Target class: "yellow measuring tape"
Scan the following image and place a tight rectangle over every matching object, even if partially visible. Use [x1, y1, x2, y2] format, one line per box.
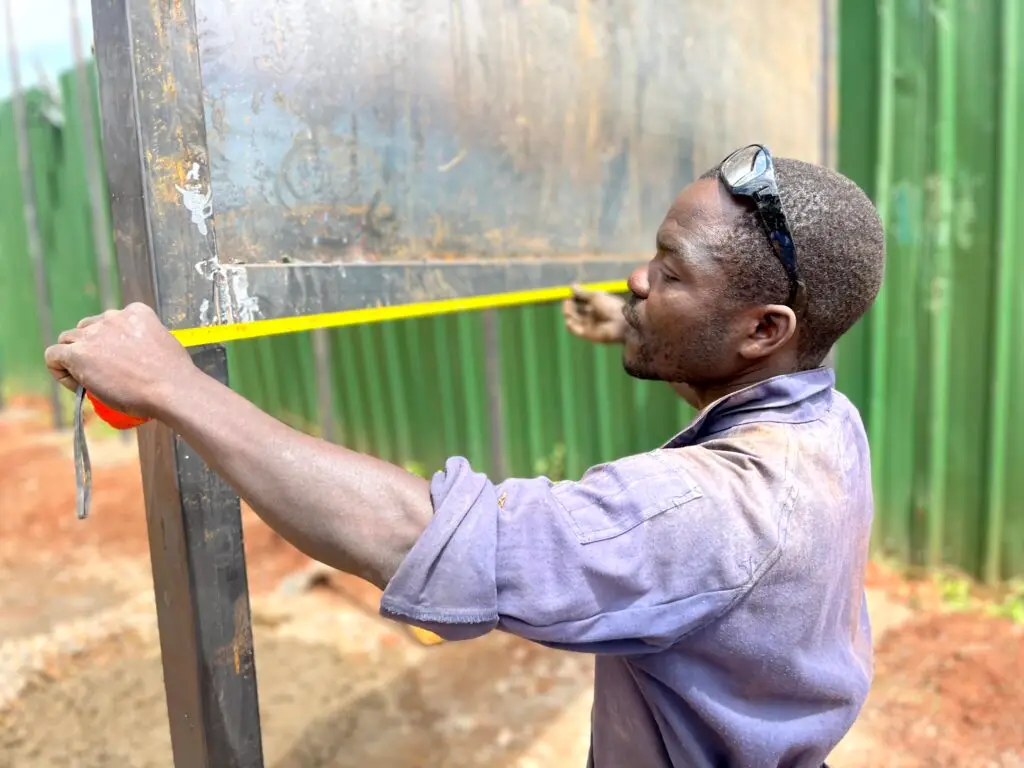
[169, 280, 629, 348]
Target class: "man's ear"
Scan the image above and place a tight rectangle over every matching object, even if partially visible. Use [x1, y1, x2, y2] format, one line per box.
[737, 304, 797, 360]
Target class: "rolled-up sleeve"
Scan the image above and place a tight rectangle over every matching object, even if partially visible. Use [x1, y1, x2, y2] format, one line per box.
[380, 451, 787, 654]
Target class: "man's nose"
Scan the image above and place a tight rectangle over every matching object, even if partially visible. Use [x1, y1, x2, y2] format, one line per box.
[627, 265, 650, 299]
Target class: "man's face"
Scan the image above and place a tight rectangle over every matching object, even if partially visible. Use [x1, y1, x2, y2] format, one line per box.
[622, 178, 747, 385]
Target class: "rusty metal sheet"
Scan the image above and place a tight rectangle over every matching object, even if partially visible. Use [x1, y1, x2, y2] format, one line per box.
[195, 0, 830, 268]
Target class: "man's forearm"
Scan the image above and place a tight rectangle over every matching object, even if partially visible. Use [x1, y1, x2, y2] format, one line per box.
[156, 367, 433, 590]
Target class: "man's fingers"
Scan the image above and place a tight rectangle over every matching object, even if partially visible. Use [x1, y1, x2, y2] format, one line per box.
[43, 344, 80, 392]
[57, 327, 83, 345]
[570, 284, 595, 300]
[569, 285, 599, 317]
[75, 313, 103, 329]
[562, 298, 597, 336]
[44, 343, 72, 373]
[51, 370, 80, 393]
[564, 316, 590, 338]
[562, 297, 584, 321]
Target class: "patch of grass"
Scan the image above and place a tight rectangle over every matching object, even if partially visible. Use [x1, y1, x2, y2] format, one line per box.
[916, 569, 1024, 625]
[935, 570, 974, 611]
[988, 579, 1024, 624]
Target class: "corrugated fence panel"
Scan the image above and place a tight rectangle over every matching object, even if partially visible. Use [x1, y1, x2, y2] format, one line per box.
[34, 81, 99, 334]
[0, 96, 47, 395]
[837, 0, 1024, 581]
[833, 0, 877, 418]
[493, 304, 692, 480]
[987, 0, 1023, 582]
[2, 8, 1023, 580]
[942, 0, 999, 578]
[0, 65, 111, 405]
[226, 305, 691, 482]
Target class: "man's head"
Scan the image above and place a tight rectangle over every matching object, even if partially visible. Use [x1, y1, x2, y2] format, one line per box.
[622, 151, 884, 394]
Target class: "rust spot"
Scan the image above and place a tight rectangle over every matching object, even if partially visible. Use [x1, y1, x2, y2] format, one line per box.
[231, 594, 252, 674]
[146, 152, 186, 205]
[161, 73, 176, 100]
[151, 0, 165, 44]
[212, 594, 254, 676]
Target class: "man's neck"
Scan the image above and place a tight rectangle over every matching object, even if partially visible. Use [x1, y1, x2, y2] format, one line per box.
[683, 361, 804, 411]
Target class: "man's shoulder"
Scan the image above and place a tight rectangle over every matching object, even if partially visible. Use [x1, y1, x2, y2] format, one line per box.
[684, 388, 868, 466]
[656, 410, 864, 516]
[663, 421, 796, 485]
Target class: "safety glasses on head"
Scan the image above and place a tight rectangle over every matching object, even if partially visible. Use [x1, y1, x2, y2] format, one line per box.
[719, 144, 803, 308]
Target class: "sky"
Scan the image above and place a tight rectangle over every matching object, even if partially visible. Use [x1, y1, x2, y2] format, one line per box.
[0, 0, 94, 99]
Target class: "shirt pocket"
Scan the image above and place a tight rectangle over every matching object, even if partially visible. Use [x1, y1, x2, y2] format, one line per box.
[551, 451, 703, 544]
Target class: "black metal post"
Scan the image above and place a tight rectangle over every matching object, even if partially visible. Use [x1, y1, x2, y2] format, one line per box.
[90, 0, 263, 765]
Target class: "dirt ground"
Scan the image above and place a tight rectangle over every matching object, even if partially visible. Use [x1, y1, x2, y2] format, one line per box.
[1, 400, 1022, 767]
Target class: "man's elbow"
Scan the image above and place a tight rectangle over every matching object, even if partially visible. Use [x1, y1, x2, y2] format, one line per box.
[377, 507, 430, 589]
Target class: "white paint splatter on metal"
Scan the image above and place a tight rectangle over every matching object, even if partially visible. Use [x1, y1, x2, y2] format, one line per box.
[175, 162, 214, 236]
[225, 266, 260, 323]
[195, 257, 261, 325]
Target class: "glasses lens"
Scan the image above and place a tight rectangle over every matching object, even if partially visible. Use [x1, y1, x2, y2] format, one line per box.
[721, 145, 768, 188]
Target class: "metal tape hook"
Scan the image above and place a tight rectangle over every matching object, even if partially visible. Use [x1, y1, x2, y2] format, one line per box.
[74, 385, 92, 520]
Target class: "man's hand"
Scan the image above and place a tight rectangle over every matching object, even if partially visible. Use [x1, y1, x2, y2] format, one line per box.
[44, 302, 195, 419]
[561, 285, 628, 344]
[44, 301, 432, 589]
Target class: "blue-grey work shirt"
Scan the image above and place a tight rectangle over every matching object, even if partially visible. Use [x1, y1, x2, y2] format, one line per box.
[381, 368, 874, 767]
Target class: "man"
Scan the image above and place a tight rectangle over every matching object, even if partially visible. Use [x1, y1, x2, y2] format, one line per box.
[45, 145, 884, 767]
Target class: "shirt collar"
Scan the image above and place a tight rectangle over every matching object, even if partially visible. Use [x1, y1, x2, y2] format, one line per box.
[662, 367, 835, 449]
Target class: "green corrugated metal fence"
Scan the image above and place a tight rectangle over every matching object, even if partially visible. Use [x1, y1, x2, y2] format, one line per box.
[1, 1, 1022, 580]
[835, 0, 1023, 580]
[225, 310, 693, 482]
[0, 63, 117, 414]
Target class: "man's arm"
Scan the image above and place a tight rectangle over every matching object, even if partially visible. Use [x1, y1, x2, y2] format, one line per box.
[44, 303, 432, 590]
[45, 304, 775, 650]
[159, 369, 432, 589]
[383, 450, 783, 650]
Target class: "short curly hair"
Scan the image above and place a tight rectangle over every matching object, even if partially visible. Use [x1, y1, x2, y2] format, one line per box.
[699, 157, 885, 368]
